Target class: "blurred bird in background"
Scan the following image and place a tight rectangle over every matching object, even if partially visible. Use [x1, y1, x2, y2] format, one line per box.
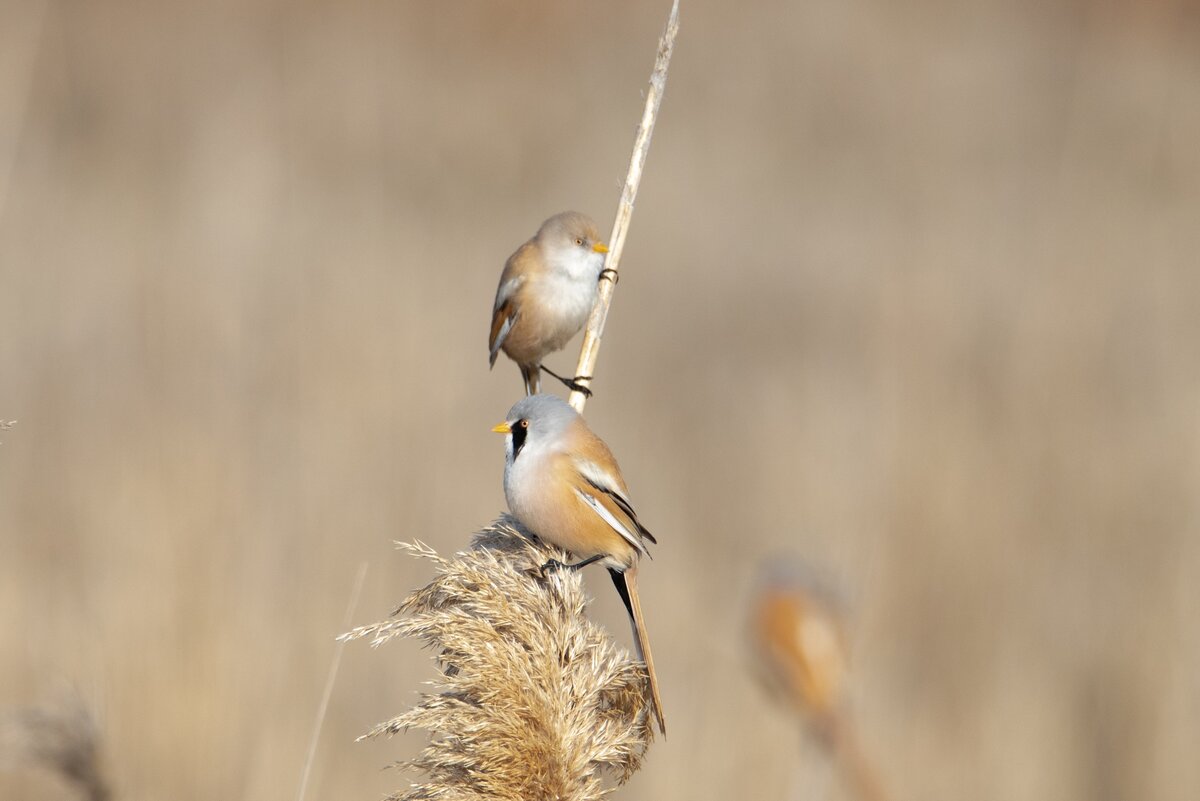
[488, 212, 610, 396]
[492, 394, 666, 734]
[750, 560, 888, 801]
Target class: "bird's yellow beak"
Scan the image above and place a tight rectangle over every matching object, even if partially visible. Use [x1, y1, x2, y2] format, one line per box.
[593, 242, 609, 254]
[491, 422, 512, 434]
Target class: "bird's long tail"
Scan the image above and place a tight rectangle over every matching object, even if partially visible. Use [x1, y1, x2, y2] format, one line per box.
[520, 363, 541, 396]
[610, 565, 667, 735]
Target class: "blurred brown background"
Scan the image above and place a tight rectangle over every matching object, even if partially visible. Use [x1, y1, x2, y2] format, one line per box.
[2, 0, 1198, 799]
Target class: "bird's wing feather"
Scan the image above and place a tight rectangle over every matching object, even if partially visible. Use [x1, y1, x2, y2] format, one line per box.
[492, 272, 524, 314]
[488, 275, 525, 366]
[573, 486, 646, 555]
[488, 243, 535, 365]
[574, 457, 656, 548]
[489, 302, 517, 367]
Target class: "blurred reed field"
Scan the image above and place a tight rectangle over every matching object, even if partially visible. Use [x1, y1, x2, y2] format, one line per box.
[1, 0, 1198, 799]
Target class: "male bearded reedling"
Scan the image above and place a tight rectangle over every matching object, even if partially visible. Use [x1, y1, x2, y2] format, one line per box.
[492, 394, 667, 735]
[488, 212, 610, 396]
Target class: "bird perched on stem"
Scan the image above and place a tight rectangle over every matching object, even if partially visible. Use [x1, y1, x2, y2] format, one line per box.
[488, 212, 611, 396]
[492, 394, 666, 735]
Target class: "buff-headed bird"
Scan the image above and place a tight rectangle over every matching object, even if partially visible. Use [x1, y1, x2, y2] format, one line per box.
[488, 213, 610, 396]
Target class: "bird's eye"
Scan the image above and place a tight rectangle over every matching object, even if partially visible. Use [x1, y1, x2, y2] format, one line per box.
[518, 419, 529, 429]
[575, 238, 584, 246]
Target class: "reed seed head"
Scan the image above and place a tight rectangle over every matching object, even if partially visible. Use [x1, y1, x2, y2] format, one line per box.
[342, 516, 655, 801]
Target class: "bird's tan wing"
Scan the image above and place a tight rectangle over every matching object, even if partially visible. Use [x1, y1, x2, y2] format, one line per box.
[488, 241, 538, 366]
[488, 298, 518, 367]
[568, 434, 656, 555]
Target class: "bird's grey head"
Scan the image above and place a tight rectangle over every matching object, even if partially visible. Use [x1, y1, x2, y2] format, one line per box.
[500, 393, 578, 464]
[536, 212, 608, 277]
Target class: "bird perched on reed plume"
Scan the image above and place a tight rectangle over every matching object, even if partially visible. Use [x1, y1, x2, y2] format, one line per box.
[488, 212, 610, 396]
[492, 394, 666, 734]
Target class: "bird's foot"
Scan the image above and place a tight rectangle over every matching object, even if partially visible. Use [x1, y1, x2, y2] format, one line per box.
[599, 268, 619, 284]
[534, 554, 605, 578]
[561, 376, 593, 397]
[539, 365, 594, 397]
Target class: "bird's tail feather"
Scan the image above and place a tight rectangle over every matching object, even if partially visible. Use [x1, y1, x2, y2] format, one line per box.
[610, 565, 666, 735]
[520, 363, 540, 396]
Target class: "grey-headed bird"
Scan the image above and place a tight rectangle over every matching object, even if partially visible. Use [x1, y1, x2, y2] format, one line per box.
[492, 394, 666, 734]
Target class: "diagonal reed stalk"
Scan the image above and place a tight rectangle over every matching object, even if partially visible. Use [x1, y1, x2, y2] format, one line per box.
[567, 0, 680, 413]
[341, 518, 655, 801]
[296, 561, 368, 801]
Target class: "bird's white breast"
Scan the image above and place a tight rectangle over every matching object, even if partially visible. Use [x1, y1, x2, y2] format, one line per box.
[534, 249, 604, 348]
[503, 440, 551, 528]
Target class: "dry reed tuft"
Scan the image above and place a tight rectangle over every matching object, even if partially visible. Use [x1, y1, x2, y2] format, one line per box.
[341, 516, 655, 801]
[0, 694, 109, 801]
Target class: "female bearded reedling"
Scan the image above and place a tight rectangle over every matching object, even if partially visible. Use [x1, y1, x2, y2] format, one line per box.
[492, 394, 667, 735]
[488, 212, 611, 396]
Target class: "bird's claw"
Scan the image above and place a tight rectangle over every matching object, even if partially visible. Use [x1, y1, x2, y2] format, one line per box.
[539, 364, 594, 397]
[562, 377, 593, 397]
[539, 559, 570, 577]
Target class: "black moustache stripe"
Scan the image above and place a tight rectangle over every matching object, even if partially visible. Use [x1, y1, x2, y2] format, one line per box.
[511, 421, 528, 460]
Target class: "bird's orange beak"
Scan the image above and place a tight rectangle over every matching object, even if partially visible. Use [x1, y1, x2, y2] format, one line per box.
[593, 242, 609, 254]
[491, 422, 512, 434]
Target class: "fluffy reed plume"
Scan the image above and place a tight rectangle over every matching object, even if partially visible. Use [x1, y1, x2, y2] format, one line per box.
[0, 694, 109, 801]
[342, 517, 654, 801]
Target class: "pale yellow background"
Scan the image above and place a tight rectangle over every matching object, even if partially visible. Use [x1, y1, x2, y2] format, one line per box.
[1, 1, 1198, 799]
